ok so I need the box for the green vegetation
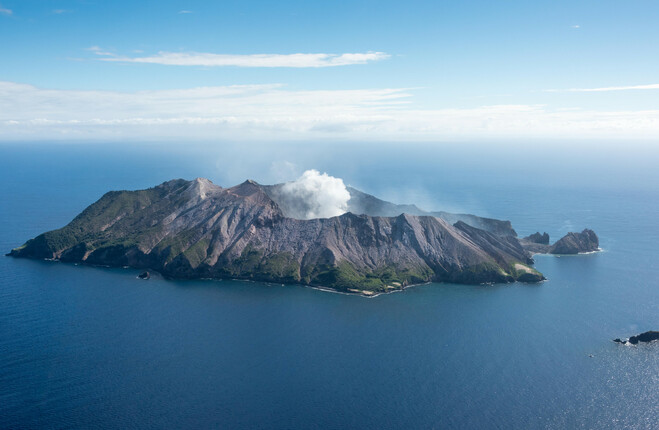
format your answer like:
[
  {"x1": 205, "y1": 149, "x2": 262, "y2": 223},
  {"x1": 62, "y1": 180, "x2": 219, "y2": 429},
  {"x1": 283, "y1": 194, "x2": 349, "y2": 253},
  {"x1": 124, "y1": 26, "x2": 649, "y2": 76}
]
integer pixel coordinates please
[
  {"x1": 182, "y1": 239, "x2": 210, "y2": 268},
  {"x1": 509, "y1": 262, "x2": 544, "y2": 282},
  {"x1": 466, "y1": 261, "x2": 500, "y2": 274},
  {"x1": 307, "y1": 261, "x2": 433, "y2": 292},
  {"x1": 38, "y1": 228, "x2": 80, "y2": 253},
  {"x1": 153, "y1": 229, "x2": 201, "y2": 264},
  {"x1": 231, "y1": 245, "x2": 262, "y2": 274},
  {"x1": 260, "y1": 252, "x2": 300, "y2": 281},
  {"x1": 228, "y1": 247, "x2": 301, "y2": 282},
  {"x1": 68, "y1": 190, "x2": 153, "y2": 233}
]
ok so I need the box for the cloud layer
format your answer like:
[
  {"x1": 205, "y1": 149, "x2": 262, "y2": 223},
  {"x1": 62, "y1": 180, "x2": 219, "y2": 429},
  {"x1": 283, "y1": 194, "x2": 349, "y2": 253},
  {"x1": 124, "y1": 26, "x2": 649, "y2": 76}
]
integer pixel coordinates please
[
  {"x1": 2, "y1": 81, "x2": 659, "y2": 141},
  {"x1": 101, "y1": 51, "x2": 390, "y2": 68},
  {"x1": 547, "y1": 83, "x2": 659, "y2": 92}
]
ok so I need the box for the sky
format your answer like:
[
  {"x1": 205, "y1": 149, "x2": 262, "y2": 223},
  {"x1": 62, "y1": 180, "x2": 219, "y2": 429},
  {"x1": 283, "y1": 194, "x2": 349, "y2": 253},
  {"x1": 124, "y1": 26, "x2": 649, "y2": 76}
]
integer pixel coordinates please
[{"x1": 1, "y1": 0, "x2": 659, "y2": 142}]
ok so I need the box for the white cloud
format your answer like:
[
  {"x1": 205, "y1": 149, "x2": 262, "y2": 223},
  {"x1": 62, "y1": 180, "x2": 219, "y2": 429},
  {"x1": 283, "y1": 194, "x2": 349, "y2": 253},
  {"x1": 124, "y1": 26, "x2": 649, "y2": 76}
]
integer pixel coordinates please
[
  {"x1": 571, "y1": 24, "x2": 580, "y2": 29},
  {"x1": 178, "y1": 10, "x2": 192, "y2": 14},
  {"x1": 100, "y1": 51, "x2": 390, "y2": 68},
  {"x1": 547, "y1": 83, "x2": 659, "y2": 92},
  {"x1": 1, "y1": 81, "x2": 659, "y2": 141},
  {"x1": 0, "y1": 5, "x2": 12, "y2": 15},
  {"x1": 52, "y1": 9, "x2": 69, "y2": 14},
  {"x1": 86, "y1": 46, "x2": 116, "y2": 57}
]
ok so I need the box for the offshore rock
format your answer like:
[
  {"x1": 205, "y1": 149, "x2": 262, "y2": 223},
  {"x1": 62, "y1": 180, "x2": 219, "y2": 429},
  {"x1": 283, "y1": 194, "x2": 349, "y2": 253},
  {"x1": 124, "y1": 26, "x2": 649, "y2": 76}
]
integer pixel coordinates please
[
  {"x1": 614, "y1": 331, "x2": 659, "y2": 345},
  {"x1": 520, "y1": 229, "x2": 600, "y2": 255},
  {"x1": 524, "y1": 232, "x2": 550, "y2": 245},
  {"x1": 550, "y1": 229, "x2": 599, "y2": 254}
]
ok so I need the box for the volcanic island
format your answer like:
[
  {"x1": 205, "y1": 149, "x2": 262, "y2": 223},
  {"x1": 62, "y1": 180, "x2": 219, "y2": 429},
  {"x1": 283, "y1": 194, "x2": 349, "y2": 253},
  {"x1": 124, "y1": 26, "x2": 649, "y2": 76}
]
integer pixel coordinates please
[{"x1": 8, "y1": 177, "x2": 599, "y2": 295}]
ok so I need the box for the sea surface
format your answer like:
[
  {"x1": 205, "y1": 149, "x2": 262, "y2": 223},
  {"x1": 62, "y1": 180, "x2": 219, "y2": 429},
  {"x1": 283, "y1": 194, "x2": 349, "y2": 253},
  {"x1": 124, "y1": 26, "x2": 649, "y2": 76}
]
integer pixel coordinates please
[{"x1": 1, "y1": 142, "x2": 658, "y2": 429}]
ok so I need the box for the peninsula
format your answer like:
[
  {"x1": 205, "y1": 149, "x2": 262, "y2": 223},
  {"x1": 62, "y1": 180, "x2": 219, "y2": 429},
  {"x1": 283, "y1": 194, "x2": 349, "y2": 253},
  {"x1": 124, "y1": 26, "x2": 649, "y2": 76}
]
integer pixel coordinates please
[{"x1": 8, "y1": 178, "x2": 599, "y2": 293}]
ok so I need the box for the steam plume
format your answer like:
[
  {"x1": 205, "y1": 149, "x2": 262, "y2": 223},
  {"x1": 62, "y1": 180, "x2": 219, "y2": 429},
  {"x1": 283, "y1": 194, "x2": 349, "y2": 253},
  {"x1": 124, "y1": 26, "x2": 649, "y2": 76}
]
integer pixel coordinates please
[{"x1": 277, "y1": 170, "x2": 350, "y2": 219}]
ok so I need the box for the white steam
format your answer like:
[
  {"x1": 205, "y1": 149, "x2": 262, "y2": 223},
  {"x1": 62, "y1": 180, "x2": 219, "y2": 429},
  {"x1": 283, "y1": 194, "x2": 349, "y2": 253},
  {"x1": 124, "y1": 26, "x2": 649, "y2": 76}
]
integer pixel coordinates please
[{"x1": 278, "y1": 170, "x2": 350, "y2": 219}]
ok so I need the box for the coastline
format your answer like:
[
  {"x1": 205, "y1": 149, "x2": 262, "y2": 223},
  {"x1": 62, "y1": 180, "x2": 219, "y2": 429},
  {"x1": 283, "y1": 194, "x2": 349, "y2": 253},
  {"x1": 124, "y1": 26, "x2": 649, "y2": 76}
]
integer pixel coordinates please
[
  {"x1": 306, "y1": 282, "x2": 432, "y2": 298},
  {"x1": 10, "y1": 246, "x2": 597, "y2": 297},
  {"x1": 8, "y1": 255, "x2": 439, "y2": 298},
  {"x1": 531, "y1": 247, "x2": 603, "y2": 257}
]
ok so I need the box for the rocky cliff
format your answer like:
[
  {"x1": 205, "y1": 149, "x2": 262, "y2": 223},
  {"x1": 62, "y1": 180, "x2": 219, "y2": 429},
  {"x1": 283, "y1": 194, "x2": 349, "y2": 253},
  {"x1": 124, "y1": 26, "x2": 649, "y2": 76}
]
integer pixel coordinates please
[{"x1": 8, "y1": 178, "x2": 597, "y2": 292}]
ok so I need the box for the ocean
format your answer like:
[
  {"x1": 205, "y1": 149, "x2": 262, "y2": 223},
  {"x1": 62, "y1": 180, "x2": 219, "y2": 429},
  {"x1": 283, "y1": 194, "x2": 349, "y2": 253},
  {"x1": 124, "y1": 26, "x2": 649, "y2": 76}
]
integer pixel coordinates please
[{"x1": 1, "y1": 141, "x2": 658, "y2": 429}]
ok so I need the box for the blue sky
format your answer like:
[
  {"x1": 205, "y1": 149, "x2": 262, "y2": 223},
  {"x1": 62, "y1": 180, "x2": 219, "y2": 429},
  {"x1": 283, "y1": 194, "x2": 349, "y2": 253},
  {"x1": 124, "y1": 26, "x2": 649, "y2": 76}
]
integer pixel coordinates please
[{"x1": 1, "y1": 0, "x2": 659, "y2": 141}]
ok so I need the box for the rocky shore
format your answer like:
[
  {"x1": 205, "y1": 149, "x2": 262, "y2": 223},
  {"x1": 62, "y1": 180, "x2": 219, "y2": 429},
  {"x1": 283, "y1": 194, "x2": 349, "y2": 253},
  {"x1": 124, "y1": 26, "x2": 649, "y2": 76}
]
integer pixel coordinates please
[{"x1": 614, "y1": 331, "x2": 659, "y2": 345}]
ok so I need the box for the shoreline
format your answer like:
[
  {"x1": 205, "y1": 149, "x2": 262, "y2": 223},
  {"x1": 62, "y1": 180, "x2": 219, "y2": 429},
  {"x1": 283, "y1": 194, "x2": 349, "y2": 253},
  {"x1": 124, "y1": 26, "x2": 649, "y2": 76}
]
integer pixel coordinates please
[
  {"x1": 9, "y1": 255, "x2": 439, "y2": 298},
  {"x1": 305, "y1": 282, "x2": 432, "y2": 298},
  {"x1": 8, "y1": 254, "x2": 574, "y2": 298},
  {"x1": 531, "y1": 247, "x2": 603, "y2": 257}
]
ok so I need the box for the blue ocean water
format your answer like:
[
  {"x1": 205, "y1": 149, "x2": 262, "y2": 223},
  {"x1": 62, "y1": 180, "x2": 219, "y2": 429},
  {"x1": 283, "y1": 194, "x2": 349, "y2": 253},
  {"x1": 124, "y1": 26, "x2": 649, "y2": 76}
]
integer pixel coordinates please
[{"x1": 1, "y1": 142, "x2": 658, "y2": 429}]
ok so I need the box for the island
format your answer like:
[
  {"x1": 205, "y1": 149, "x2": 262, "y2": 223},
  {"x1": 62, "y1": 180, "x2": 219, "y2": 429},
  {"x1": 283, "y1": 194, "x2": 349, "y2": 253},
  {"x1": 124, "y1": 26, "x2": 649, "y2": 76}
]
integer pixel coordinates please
[{"x1": 7, "y1": 178, "x2": 599, "y2": 294}]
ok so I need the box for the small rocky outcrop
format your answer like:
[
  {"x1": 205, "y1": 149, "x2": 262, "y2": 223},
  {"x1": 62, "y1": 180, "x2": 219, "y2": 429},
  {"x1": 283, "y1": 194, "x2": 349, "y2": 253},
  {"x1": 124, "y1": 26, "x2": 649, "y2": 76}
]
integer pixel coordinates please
[
  {"x1": 550, "y1": 229, "x2": 599, "y2": 254},
  {"x1": 614, "y1": 331, "x2": 659, "y2": 345},
  {"x1": 138, "y1": 271, "x2": 150, "y2": 280},
  {"x1": 520, "y1": 229, "x2": 600, "y2": 255},
  {"x1": 524, "y1": 232, "x2": 550, "y2": 245},
  {"x1": 519, "y1": 232, "x2": 551, "y2": 254}
]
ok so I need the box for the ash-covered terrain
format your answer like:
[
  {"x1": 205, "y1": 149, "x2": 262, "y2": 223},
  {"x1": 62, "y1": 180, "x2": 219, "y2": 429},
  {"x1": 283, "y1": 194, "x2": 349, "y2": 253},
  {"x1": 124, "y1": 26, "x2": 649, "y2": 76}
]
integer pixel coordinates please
[{"x1": 8, "y1": 171, "x2": 599, "y2": 294}]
